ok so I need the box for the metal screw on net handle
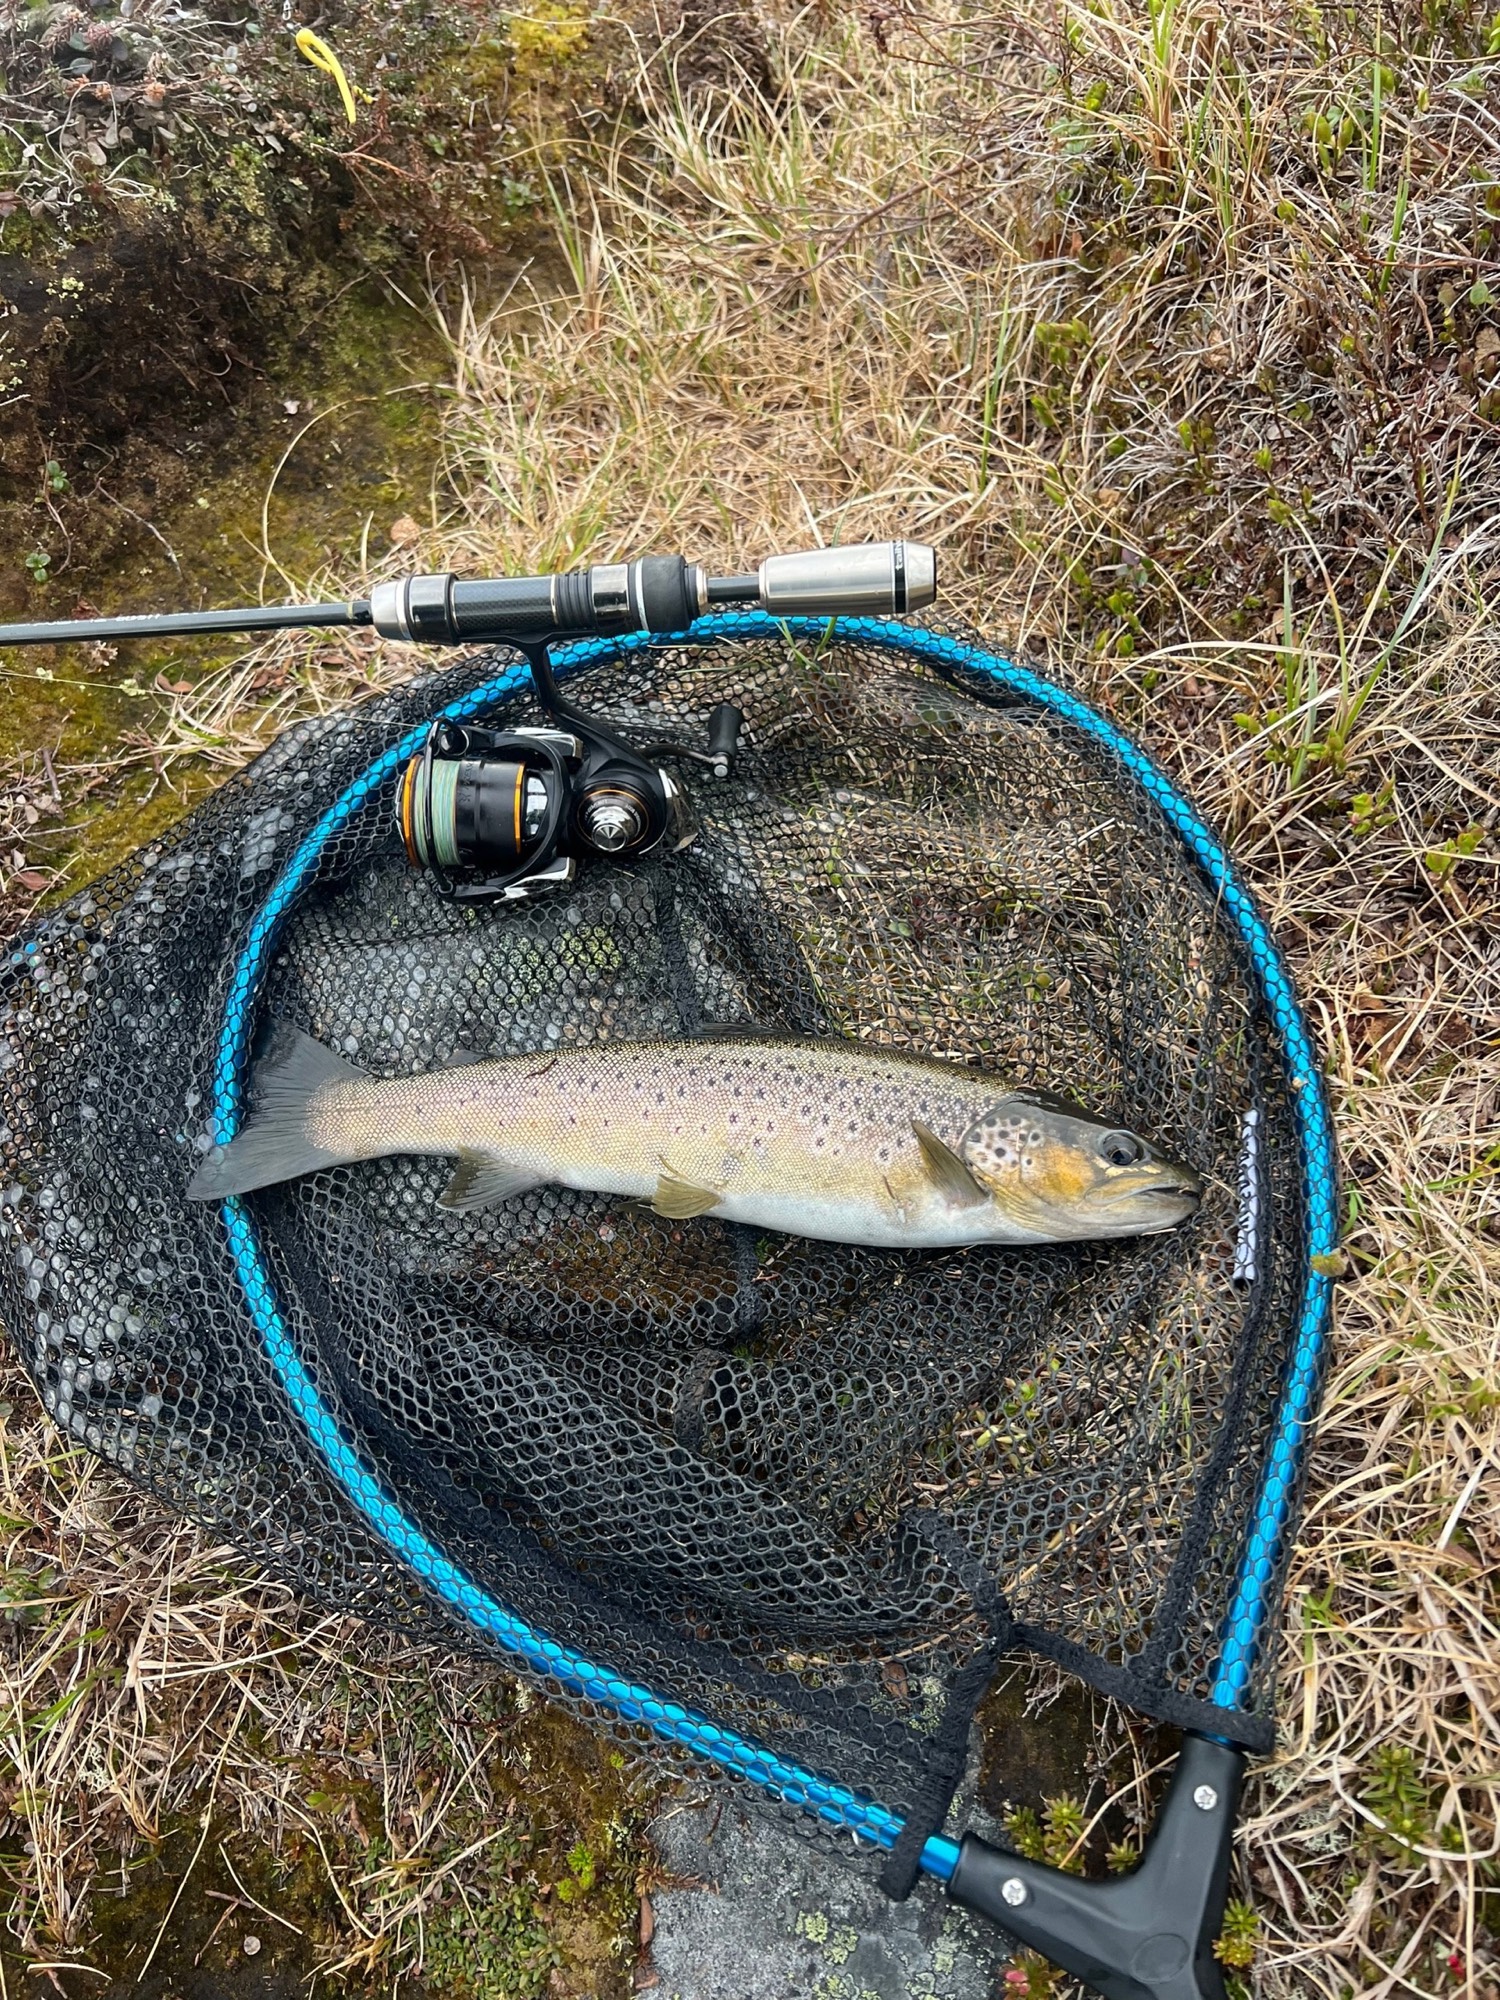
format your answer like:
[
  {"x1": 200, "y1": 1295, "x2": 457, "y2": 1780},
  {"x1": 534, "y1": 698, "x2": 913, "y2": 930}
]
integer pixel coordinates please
[{"x1": 202, "y1": 613, "x2": 1334, "y2": 2000}]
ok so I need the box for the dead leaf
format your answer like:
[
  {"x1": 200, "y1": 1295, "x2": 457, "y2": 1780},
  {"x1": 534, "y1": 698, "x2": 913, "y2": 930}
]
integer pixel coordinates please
[
  {"x1": 881, "y1": 1659, "x2": 910, "y2": 1700},
  {"x1": 389, "y1": 514, "x2": 422, "y2": 547},
  {"x1": 14, "y1": 870, "x2": 49, "y2": 892}
]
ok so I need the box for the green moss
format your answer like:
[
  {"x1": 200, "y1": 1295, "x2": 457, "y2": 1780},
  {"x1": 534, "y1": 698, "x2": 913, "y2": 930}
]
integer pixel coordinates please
[
  {"x1": 0, "y1": 274, "x2": 450, "y2": 903},
  {"x1": 508, "y1": 1, "x2": 592, "y2": 82}
]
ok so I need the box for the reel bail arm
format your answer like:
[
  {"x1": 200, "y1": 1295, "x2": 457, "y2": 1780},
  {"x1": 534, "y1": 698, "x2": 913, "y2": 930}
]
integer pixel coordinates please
[{"x1": 946, "y1": 1735, "x2": 1246, "y2": 2000}]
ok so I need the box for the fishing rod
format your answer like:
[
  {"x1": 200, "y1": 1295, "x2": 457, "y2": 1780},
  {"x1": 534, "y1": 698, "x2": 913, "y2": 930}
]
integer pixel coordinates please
[
  {"x1": 2, "y1": 540, "x2": 939, "y2": 903},
  {"x1": 0, "y1": 542, "x2": 936, "y2": 652}
]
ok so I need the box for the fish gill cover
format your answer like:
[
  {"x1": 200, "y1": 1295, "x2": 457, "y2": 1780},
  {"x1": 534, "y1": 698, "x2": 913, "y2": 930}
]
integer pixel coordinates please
[{"x1": 0, "y1": 626, "x2": 1311, "y2": 1865}]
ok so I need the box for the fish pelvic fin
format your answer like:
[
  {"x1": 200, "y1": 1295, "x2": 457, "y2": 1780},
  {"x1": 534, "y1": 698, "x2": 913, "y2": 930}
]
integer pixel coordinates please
[
  {"x1": 439, "y1": 1153, "x2": 542, "y2": 1212},
  {"x1": 911, "y1": 1120, "x2": 989, "y2": 1209},
  {"x1": 652, "y1": 1167, "x2": 723, "y2": 1220},
  {"x1": 187, "y1": 1021, "x2": 366, "y2": 1200}
]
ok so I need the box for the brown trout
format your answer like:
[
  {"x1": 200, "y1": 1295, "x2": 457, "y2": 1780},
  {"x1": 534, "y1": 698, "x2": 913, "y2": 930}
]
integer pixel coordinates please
[{"x1": 187, "y1": 1024, "x2": 1201, "y2": 1247}]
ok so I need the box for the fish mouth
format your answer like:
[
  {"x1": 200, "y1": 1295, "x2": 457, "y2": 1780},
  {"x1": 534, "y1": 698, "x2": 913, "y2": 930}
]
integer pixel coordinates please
[
  {"x1": 1105, "y1": 1176, "x2": 1201, "y2": 1208},
  {"x1": 1098, "y1": 1172, "x2": 1202, "y2": 1229},
  {"x1": 1148, "y1": 1178, "x2": 1201, "y2": 1203}
]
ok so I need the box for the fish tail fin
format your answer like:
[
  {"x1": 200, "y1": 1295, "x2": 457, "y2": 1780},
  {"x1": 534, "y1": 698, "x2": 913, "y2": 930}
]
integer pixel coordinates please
[{"x1": 187, "y1": 1022, "x2": 368, "y2": 1200}]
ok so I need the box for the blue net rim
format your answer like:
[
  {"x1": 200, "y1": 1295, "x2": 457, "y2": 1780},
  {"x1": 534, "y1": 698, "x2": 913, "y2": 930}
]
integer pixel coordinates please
[{"x1": 205, "y1": 614, "x2": 1338, "y2": 1871}]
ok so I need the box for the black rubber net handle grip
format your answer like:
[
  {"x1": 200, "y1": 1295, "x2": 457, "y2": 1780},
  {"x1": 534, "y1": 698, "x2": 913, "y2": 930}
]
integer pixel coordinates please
[{"x1": 947, "y1": 1736, "x2": 1246, "y2": 2000}]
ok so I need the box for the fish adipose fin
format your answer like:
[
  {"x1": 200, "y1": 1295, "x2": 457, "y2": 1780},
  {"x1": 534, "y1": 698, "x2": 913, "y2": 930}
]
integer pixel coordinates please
[
  {"x1": 652, "y1": 1168, "x2": 723, "y2": 1220},
  {"x1": 439, "y1": 1153, "x2": 542, "y2": 1212},
  {"x1": 187, "y1": 1022, "x2": 365, "y2": 1200},
  {"x1": 911, "y1": 1120, "x2": 989, "y2": 1208}
]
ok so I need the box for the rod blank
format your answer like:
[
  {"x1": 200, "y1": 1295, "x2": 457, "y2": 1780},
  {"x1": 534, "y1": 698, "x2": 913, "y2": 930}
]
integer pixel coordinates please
[{"x1": 0, "y1": 601, "x2": 370, "y2": 649}]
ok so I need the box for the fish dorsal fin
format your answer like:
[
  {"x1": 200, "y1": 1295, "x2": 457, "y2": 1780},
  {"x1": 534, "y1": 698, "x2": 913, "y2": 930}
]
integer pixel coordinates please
[
  {"x1": 911, "y1": 1121, "x2": 989, "y2": 1208},
  {"x1": 438, "y1": 1152, "x2": 541, "y2": 1212},
  {"x1": 652, "y1": 1167, "x2": 723, "y2": 1219}
]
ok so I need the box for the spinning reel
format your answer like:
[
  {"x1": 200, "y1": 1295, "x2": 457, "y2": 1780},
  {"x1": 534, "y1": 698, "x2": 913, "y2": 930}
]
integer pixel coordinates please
[
  {"x1": 0, "y1": 538, "x2": 937, "y2": 901},
  {"x1": 396, "y1": 696, "x2": 745, "y2": 903}
]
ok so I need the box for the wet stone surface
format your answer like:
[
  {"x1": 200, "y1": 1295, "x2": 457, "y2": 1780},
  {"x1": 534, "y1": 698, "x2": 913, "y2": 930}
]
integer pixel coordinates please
[{"x1": 646, "y1": 1788, "x2": 1008, "y2": 2000}]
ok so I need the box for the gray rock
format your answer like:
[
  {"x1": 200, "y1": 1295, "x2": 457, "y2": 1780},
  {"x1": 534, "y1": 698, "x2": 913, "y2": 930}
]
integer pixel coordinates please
[{"x1": 645, "y1": 1774, "x2": 1009, "y2": 2000}]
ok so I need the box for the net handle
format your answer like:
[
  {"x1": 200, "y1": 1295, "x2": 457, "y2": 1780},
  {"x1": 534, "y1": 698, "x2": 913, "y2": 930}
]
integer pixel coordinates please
[{"x1": 207, "y1": 614, "x2": 1336, "y2": 1872}]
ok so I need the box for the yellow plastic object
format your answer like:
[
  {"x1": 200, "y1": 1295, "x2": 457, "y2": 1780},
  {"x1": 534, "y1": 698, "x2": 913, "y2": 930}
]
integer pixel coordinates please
[{"x1": 295, "y1": 28, "x2": 359, "y2": 125}]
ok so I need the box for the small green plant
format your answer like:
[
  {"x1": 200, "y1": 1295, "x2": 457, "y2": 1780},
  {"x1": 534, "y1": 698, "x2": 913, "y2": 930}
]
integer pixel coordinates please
[
  {"x1": 44, "y1": 458, "x2": 67, "y2": 493},
  {"x1": 1176, "y1": 414, "x2": 1216, "y2": 465},
  {"x1": 1422, "y1": 826, "x2": 1483, "y2": 885},
  {"x1": 421, "y1": 1876, "x2": 557, "y2": 1998},
  {"x1": 1362, "y1": 1744, "x2": 1433, "y2": 1857},
  {"x1": 501, "y1": 174, "x2": 540, "y2": 215},
  {"x1": 1004, "y1": 1950, "x2": 1063, "y2": 1995},
  {"x1": 1349, "y1": 782, "x2": 1395, "y2": 836},
  {"x1": 1004, "y1": 1802, "x2": 1046, "y2": 1861},
  {"x1": 1034, "y1": 318, "x2": 1092, "y2": 372},
  {"x1": 1005, "y1": 1794, "x2": 1088, "y2": 1873},
  {"x1": 23, "y1": 548, "x2": 50, "y2": 584},
  {"x1": 554, "y1": 1838, "x2": 596, "y2": 1901},
  {"x1": 1215, "y1": 1897, "x2": 1259, "y2": 1971}
]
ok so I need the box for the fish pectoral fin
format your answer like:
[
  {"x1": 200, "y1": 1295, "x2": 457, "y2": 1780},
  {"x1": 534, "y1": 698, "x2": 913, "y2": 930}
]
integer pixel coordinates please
[
  {"x1": 438, "y1": 1152, "x2": 541, "y2": 1212},
  {"x1": 652, "y1": 1168, "x2": 723, "y2": 1220},
  {"x1": 911, "y1": 1121, "x2": 989, "y2": 1209}
]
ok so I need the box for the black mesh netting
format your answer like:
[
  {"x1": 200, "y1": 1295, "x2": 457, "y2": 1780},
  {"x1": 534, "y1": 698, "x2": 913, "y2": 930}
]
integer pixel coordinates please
[{"x1": 0, "y1": 630, "x2": 1307, "y2": 1869}]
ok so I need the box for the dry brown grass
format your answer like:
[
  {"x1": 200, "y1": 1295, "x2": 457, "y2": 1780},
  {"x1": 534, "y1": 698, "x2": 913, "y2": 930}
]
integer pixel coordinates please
[
  {"x1": 0, "y1": 1382, "x2": 648, "y2": 1990},
  {"x1": 1, "y1": 0, "x2": 1497, "y2": 1993}
]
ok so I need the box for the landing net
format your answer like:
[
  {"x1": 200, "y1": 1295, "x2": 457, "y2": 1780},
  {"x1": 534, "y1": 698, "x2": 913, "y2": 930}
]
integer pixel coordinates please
[{"x1": 0, "y1": 620, "x2": 1333, "y2": 1877}]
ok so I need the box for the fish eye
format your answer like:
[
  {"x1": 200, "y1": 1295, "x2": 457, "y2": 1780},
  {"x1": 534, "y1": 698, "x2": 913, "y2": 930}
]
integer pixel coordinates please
[{"x1": 1100, "y1": 1130, "x2": 1144, "y2": 1168}]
